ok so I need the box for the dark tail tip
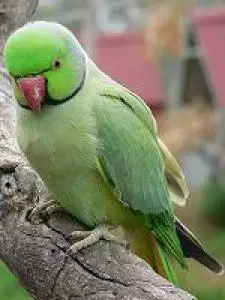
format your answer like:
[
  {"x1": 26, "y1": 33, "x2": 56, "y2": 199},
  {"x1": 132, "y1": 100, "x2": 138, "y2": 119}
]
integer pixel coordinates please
[
  {"x1": 175, "y1": 218, "x2": 224, "y2": 275},
  {"x1": 192, "y1": 248, "x2": 224, "y2": 275}
]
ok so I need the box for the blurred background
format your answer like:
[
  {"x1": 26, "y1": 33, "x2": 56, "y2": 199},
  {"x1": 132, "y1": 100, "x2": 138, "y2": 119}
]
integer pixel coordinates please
[{"x1": 2, "y1": 0, "x2": 225, "y2": 299}]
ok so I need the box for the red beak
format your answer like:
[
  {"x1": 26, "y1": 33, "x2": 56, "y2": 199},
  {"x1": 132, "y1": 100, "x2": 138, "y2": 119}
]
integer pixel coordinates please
[{"x1": 17, "y1": 76, "x2": 46, "y2": 112}]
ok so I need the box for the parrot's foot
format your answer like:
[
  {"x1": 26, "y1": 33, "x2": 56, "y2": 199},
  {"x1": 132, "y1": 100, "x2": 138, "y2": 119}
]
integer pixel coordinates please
[
  {"x1": 68, "y1": 225, "x2": 128, "y2": 255},
  {"x1": 28, "y1": 199, "x2": 63, "y2": 224}
]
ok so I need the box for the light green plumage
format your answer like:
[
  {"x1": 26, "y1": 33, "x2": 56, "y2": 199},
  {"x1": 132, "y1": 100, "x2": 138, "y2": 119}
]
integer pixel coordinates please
[{"x1": 3, "y1": 21, "x2": 189, "y2": 283}]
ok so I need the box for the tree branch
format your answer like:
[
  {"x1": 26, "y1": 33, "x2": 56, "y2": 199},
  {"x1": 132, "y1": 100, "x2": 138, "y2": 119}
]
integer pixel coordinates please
[{"x1": 0, "y1": 0, "x2": 195, "y2": 299}]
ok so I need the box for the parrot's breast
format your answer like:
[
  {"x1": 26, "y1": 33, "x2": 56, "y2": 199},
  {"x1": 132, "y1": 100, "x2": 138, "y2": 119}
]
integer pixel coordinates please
[{"x1": 17, "y1": 101, "x2": 132, "y2": 227}]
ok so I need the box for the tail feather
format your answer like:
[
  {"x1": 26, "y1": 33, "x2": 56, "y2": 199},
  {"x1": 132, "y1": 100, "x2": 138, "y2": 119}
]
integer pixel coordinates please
[
  {"x1": 157, "y1": 242, "x2": 178, "y2": 285},
  {"x1": 175, "y1": 218, "x2": 224, "y2": 274},
  {"x1": 150, "y1": 235, "x2": 178, "y2": 284}
]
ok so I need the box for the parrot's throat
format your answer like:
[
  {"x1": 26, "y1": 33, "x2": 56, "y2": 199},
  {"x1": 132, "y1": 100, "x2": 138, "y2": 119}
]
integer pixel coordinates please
[{"x1": 17, "y1": 76, "x2": 46, "y2": 112}]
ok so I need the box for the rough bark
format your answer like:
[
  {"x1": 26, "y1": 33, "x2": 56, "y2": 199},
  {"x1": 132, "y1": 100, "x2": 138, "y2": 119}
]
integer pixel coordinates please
[{"x1": 0, "y1": 0, "x2": 196, "y2": 299}]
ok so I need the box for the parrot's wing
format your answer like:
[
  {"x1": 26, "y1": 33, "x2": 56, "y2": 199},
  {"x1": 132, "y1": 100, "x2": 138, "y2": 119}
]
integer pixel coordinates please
[
  {"x1": 158, "y1": 138, "x2": 189, "y2": 206},
  {"x1": 94, "y1": 86, "x2": 185, "y2": 266},
  {"x1": 98, "y1": 86, "x2": 188, "y2": 206}
]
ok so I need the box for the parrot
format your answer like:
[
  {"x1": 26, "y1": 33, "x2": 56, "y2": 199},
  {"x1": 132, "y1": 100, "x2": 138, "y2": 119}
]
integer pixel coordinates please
[{"x1": 3, "y1": 21, "x2": 223, "y2": 284}]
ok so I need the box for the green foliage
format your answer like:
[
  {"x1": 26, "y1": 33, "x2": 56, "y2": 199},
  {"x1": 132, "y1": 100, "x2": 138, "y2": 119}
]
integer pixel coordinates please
[
  {"x1": 201, "y1": 179, "x2": 225, "y2": 227},
  {"x1": 192, "y1": 288, "x2": 225, "y2": 300},
  {"x1": 0, "y1": 262, "x2": 29, "y2": 300}
]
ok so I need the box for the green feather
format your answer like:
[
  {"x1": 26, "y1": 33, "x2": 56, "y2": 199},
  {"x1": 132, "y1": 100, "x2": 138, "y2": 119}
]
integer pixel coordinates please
[
  {"x1": 157, "y1": 242, "x2": 178, "y2": 285},
  {"x1": 95, "y1": 90, "x2": 185, "y2": 267},
  {"x1": 100, "y1": 85, "x2": 188, "y2": 207}
]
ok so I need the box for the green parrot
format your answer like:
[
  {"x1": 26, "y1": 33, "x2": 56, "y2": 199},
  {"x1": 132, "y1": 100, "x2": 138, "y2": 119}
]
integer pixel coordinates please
[{"x1": 3, "y1": 21, "x2": 223, "y2": 283}]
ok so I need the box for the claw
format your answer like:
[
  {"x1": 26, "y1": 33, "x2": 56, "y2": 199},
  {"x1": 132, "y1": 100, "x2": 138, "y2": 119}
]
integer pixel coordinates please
[
  {"x1": 69, "y1": 230, "x2": 91, "y2": 239},
  {"x1": 28, "y1": 199, "x2": 62, "y2": 224},
  {"x1": 67, "y1": 225, "x2": 129, "y2": 255}
]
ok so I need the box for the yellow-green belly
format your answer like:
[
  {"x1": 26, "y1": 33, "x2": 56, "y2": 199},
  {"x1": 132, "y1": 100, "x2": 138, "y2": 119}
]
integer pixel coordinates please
[{"x1": 35, "y1": 161, "x2": 153, "y2": 262}]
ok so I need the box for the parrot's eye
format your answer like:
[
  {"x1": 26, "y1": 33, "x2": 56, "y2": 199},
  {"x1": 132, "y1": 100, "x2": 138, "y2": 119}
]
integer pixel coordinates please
[{"x1": 53, "y1": 59, "x2": 61, "y2": 69}]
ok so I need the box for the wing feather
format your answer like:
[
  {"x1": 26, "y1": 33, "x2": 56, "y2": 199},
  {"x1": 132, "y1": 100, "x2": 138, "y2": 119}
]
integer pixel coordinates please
[
  {"x1": 94, "y1": 87, "x2": 185, "y2": 265},
  {"x1": 100, "y1": 87, "x2": 188, "y2": 207}
]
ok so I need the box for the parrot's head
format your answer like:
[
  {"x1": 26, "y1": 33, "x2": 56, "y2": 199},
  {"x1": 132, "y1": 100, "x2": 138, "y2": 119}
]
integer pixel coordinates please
[{"x1": 3, "y1": 21, "x2": 86, "y2": 112}]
